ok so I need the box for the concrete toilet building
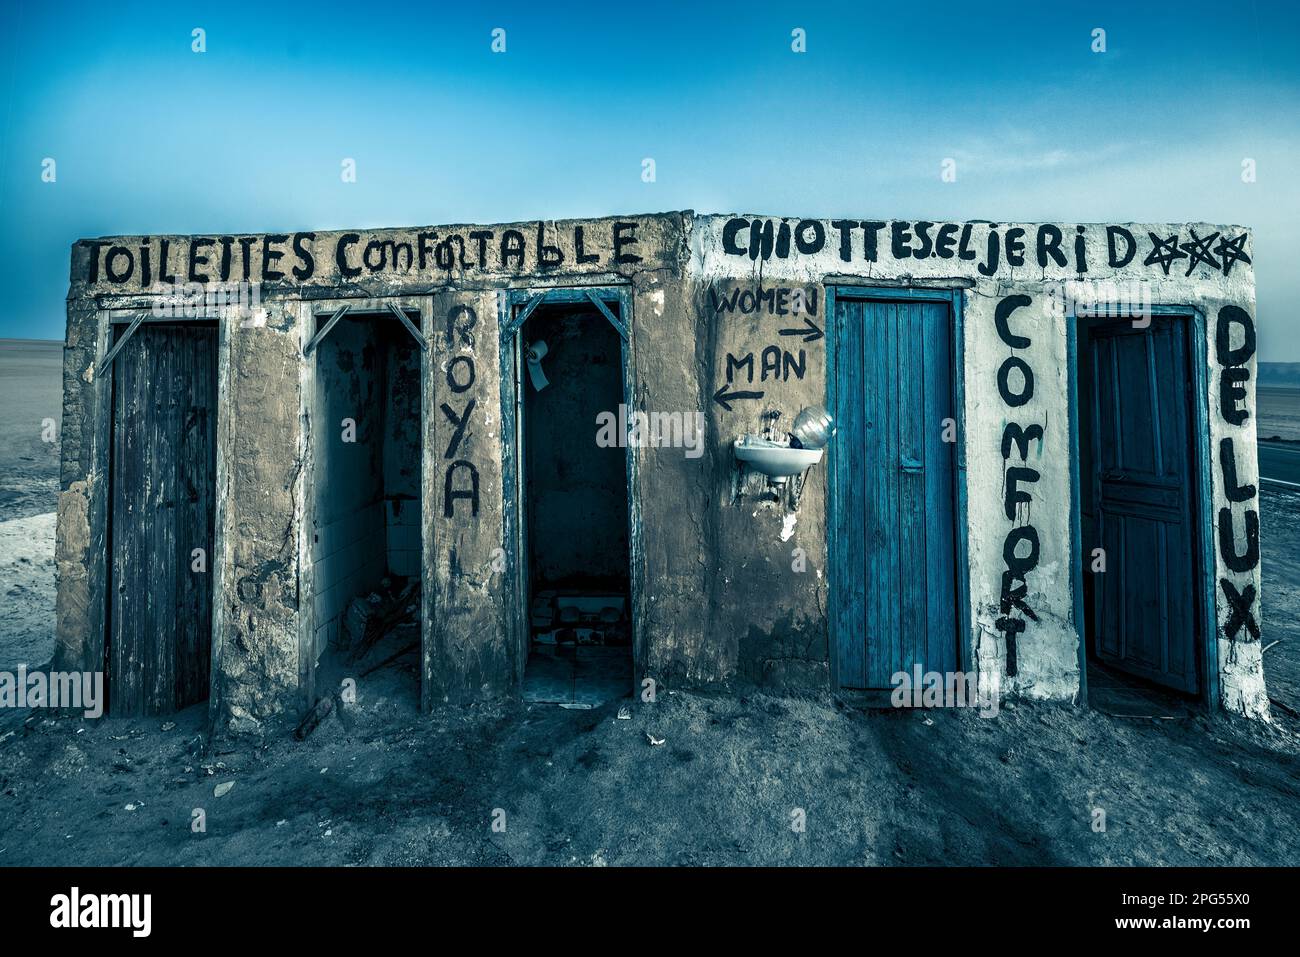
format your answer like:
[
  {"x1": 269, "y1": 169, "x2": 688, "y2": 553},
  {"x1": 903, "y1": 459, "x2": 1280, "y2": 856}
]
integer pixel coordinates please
[{"x1": 53, "y1": 213, "x2": 1269, "y2": 732}]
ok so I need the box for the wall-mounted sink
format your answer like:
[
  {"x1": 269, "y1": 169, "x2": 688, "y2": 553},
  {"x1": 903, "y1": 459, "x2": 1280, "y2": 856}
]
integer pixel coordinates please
[{"x1": 733, "y1": 437, "x2": 823, "y2": 480}]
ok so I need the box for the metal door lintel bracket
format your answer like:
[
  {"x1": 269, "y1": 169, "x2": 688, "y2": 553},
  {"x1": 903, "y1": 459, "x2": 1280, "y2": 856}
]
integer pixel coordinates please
[
  {"x1": 95, "y1": 312, "x2": 147, "y2": 378},
  {"x1": 303, "y1": 304, "x2": 352, "y2": 356},
  {"x1": 584, "y1": 290, "x2": 628, "y2": 341},
  {"x1": 509, "y1": 292, "x2": 547, "y2": 337},
  {"x1": 387, "y1": 303, "x2": 428, "y2": 351}
]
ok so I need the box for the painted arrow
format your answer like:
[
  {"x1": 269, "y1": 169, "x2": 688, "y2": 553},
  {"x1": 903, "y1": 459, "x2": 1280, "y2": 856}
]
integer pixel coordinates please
[
  {"x1": 713, "y1": 384, "x2": 765, "y2": 411},
  {"x1": 778, "y1": 316, "x2": 823, "y2": 342}
]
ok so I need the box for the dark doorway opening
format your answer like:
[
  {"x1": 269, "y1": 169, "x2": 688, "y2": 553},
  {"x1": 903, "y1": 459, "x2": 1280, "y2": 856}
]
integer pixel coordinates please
[
  {"x1": 309, "y1": 311, "x2": 423, "y2": 701},
  {"x1": 518, "y1": 303, "x2": 633, "y2": 707},
  {"x1": 106, "y1": 321, "x2": 217, "y2": 716},
  {"x1": 1076, "y1": 315, "x2": 1204, "y2": 715}
]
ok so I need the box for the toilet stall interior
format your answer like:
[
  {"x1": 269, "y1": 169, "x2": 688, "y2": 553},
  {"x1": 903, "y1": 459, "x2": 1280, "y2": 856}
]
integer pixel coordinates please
[
  {"x1": 309, "y1": 310, "x2": 423, "y2": 695},
  {"x1": 517, "y1": 302, "x2": 633, "y2": 706}
]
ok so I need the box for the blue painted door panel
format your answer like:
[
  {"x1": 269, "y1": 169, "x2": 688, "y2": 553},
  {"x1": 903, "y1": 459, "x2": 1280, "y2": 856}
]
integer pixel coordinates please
[
  {"x1": 1087, "y1": 317, "x2": 1199, "y2": 694},
  {"x1": 833, "y1": 297, "x2": 959, "y2": 690}
]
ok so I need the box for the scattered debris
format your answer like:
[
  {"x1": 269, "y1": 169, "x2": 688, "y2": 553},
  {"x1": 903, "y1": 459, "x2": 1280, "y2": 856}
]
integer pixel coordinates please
[
  {"x1": 345, "y1": 578, "x2": 420, "y2": 662},
  {"x1": 213, "y1": 781, "x2": 235, "y2": 798},
  {"x1": 647, "y1": 733, "x2": 665, "y2": 746},
  {"x1": 1263, "y1": 639, "x2": 1283, "y2": 655},
  {"x1": 1270, "y1": 697, "x2": 1300, "y2": 720},
  {"x1": 294, "y1": 695, "x2": 334, "y2": 741},
  {"x1": 161, "y1": 721, "x2": 175, "y2": 732},
  {"x1": 359, "y1": 641, "x2": 419, "y2": 677},
  {"x1": 1096, "y1": 712, "x2": 1188, "y2": 721}
]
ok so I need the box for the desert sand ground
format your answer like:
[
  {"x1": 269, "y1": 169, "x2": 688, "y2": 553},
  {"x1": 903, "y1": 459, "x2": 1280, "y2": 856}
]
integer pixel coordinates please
[{"x1": 2, "y1": 341, "x2": 1298, "y2": 866}]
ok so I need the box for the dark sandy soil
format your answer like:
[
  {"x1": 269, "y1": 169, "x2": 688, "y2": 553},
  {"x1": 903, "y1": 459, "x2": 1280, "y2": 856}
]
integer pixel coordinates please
[
  {"x1": 0, "y1": 341, "x2": 61, "y2": 525},
  {"x1": 1260, "y1": 487, "x2": 1300, "y2": 710},
  {"x1": 3, "y1": 617, "x2": 1300, "y2": 867},
  {"x1": 0, "y1": 354, "x2": 1298, "y2": 866},
  {"x1": 0, "y1": 513, "x2": 55, "y2": 668}
]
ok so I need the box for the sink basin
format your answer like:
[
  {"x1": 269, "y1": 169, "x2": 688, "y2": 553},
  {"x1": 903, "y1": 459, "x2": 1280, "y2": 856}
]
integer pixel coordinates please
[{"x1": 733, "y1": 438, "x2": 823, "y2": 478}]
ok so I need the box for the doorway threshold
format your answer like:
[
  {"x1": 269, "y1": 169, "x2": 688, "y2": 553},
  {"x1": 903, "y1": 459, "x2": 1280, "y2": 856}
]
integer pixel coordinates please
[
  {"x1": 523, "y1": 645, "x2": 631, "y2": 709},
  {"x1": 1087, "y1": 658, "x2": 1198, "y2": 719}
]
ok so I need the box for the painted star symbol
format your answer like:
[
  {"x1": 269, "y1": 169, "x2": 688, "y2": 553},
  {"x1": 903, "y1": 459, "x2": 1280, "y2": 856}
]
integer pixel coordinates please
[
  {"x1": 1179, "y1": 229, "x2": 1221, "y2": 276},
  {"x1": 1214, "y1": 232, "x2": 1252, "y2": 275},
  {"x1": 1144, "y1": 233, "x2": 1186, "y2": 276}
]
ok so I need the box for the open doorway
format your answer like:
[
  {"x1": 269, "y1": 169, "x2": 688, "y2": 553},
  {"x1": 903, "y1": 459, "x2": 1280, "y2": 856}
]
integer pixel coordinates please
[
  {"x1": 307, "y1": 308, "x2": 424, "y2": 703},
  {"x1": 1074, "y1": 313, "x2": 1208, "y2": 715},
  {"x1": 512, "y1": 298, "x2": 633, "y2": 707},
  {"x1": 106, "y1": 320, "x2": 218, "y2": 716}
]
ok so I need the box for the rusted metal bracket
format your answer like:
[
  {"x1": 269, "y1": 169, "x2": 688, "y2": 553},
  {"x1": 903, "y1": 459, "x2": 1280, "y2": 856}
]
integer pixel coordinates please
[
  {"x1": 387, "y1": 303, "x2": 428, "y2": 351},
  {"x1": 302, "y1": 304, "x2": 352, "y2": 356},
  {"x1": 95, "y1": 312, "x2": 146, "y2": 377},
  {"x1": 507, "y1": 292, "x2": 547, "y2": 336},
  {"x1": 584, "y1": 290, "x2": 628, "y2": 340}
]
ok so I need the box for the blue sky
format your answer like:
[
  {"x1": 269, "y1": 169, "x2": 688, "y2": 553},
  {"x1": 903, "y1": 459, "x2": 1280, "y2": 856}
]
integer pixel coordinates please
[{"x1": 2, "y1": 0, "x2": 1298, "y2": 357}]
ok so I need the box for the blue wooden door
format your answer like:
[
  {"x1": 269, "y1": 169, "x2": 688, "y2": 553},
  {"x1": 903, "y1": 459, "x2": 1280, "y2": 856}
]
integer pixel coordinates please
[
  {"x1": 1086, "y1": 318, "x2": 1199, "y2": 694},
  {"x1": 832, "y1": 296, "x2": 959, "y2": 690}
]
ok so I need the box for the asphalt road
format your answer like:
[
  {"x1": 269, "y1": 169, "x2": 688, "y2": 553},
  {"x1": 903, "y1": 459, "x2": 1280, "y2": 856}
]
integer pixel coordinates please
[{"x1": 1261, "y1": 440, "x2": 1300, "y2": 488}]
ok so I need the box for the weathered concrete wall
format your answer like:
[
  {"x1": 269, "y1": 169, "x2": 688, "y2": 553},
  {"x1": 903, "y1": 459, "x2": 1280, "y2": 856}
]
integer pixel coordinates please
[
  {"x1": 425, "y1": 287, "x2": 511, "y2": 705},
  {"x1": 53, "y1": 300, "x2": 110, "y2": 678},
  {"x1": 696, "y1": 272, "x2": 829, "y2": 689},
  {"x1": 61, "y1": 212, "x2": 1266, "y2": 727},
  {"x1": 691, "y1": 216, "x2": 1264, "y2": 717},
  {"x1": 629, "y1": 261, "x2": 718, "y2": 685},
  {"x1": 214, "y1": 302, "x2": 302, "y2": 732},
  {"x1": 1204, "y1": 291, "x2": 1266, "y2": 716}
]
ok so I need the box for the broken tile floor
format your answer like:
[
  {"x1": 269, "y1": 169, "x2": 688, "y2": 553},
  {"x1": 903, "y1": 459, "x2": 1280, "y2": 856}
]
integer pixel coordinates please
[
  {"x1": 522, "y1": 645, "x2": 632, "y2": 709},
  {"x1": 1085, "y1": 660, "x2": 1200, "y2": 721}
]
